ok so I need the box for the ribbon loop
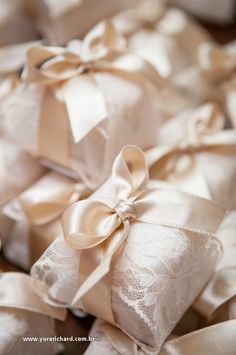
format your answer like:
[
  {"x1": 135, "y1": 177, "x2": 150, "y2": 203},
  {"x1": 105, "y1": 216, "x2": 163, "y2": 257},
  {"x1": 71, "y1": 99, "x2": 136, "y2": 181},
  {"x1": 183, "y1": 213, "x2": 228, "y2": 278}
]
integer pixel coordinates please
[
  {"x1": 18, "y1": 174, "x2": 90, "y2": 226},
  {"x1": 112, "y1": 145, "x2": 149, "y2": 200}
]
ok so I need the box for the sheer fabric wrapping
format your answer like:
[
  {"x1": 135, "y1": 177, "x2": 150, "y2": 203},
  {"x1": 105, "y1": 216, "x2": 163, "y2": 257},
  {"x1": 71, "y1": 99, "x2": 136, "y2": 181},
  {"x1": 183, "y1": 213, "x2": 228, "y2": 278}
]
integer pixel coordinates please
[
  {"x1": 2, "y1": 70, "x2": 164, "y2": 188},
  {"x1": 31, "y1": 176, "x2": 222, "y2": 352}
]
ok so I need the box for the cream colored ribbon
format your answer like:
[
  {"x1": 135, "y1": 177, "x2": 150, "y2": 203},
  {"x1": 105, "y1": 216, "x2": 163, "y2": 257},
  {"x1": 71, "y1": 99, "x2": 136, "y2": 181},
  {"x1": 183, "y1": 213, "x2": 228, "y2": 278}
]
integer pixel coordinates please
[
  {"x1": 193, "y1": 267, "x2": 236, "y2": 320},
  {"x1": 147, "y1": 103, "x2": 236, "y2": 195},
  {"x1": 0, "y1": 242, "x2": 66, "y2": 334},
  {"x1": 23, "y1": 20, "x2": 162, "y2": 167},
  {"x1": 62, "y1": 145, "x2": 226, "y2": 323},
  {"x1": 18, "y1": 174, "x2": 90, "y2": 226},
  {"x1": 0, "y1": 272, "x2": 66, "y2": 321},
  {"x1": 92, "y1": 318, "x2": 236, "y2": 355},
  {"x1": 15, "y1": 174, "x2": 90, "y2": 264}
]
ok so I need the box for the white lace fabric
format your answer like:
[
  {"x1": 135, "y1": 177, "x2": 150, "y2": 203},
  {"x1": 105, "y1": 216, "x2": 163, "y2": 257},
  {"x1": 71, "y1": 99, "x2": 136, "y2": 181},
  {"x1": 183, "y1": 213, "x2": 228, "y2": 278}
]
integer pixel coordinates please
[{"x1": 32, "y1": 221, "x2": 221, "y2": 352}]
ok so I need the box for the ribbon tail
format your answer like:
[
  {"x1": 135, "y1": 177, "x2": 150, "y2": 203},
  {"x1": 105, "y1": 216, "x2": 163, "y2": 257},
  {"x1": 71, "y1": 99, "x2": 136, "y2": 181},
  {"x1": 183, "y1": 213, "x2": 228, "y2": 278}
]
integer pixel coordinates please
[
  {"x1": 72, "y1": 223, "x2": 129, "y2": 306},
  {"x1": 72, "y1": 252, "x2": 112, "y2": 305},
  {"x1": 63, "y1": 74, "x2": 107, "y2": 143}
]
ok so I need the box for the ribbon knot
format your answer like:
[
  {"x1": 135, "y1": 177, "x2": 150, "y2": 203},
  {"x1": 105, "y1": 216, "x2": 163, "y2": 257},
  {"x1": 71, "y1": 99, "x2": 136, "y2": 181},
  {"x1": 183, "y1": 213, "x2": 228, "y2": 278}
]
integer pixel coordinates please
[{"x1": 115, "y1": 199, "x2": 137, "y2": 222}]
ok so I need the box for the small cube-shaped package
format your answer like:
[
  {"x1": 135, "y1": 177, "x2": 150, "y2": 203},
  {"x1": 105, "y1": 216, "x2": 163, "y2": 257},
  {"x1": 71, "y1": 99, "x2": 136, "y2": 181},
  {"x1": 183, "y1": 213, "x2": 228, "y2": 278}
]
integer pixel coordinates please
[
  {"x1": 1, "y1": 172, "x2": 90, "y2": 270},
  {"x1": 32, "y1": 146, "x2": 225, "y2": 353},
  {"x1": 148, "y1": 103, "x2": 236, "y2": 209},
  {"x1": 2, "y1": 22, "x2": 165, "y2": 189}
]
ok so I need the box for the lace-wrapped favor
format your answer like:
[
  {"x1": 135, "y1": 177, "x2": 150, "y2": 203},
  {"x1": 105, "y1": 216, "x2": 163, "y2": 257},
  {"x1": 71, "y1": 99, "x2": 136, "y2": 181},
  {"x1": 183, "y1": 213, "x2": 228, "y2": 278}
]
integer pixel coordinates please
[
  {"x1": 148, "y1": 103, "x2": 236, "y2": 209},
  {"x1": 2, "y1": 21, "x2": 167, "y2": 188},
  {"x1": 0, "y1": 140, "x2": 45, "y2": 207},
  {"x1": 1, "y1": 172, "x2": 90, "y2": 270},
  {"x1": 31, "y1": 146, "x2": 225, "y2": 353}
]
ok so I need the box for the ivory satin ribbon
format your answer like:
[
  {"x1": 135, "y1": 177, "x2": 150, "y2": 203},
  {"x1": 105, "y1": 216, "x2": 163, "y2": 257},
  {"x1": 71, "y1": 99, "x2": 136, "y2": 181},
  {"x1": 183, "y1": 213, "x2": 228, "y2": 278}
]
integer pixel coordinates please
[
  {"x1": 0, "y1": 272, "x2": 66, "y2": 321},
  {"x1": 61, "y1": 145, "x2": 226, "y2": 330},
  {"x1": 22, "y1": 20, "x2": 163, "y2": 169},
  {"x1": 12, "y1": 173, "x2": 90, "y2": 265},
  {"x1": 0, "y1": 228, "x2": 66, "y2": 323},
  {"x1": 97, "y1": 318, "x2": 236, "y2": 355}
]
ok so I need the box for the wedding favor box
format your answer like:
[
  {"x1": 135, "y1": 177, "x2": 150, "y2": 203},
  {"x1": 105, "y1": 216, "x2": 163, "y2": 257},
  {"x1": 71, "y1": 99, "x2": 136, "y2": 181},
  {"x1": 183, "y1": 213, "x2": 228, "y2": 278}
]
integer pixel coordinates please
[
  {"x1": 2, "y1": 22, "x2": 167, "y2": 189},
  {"x1": 1, "y1": 172, "x2": 90, "y2": 270},
  {"x1": 32, "y1": 146, "x2": 226, "y2": 353},
  {"x1": 148, "y1": 103, "x2": 236, "y2": 209}
]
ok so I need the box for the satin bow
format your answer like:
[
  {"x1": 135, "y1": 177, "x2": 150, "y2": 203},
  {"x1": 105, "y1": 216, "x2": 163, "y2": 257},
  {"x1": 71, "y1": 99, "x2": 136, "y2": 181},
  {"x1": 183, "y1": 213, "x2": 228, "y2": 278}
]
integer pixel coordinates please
[{"x1": 62, "y1": 145, "x2": 226, "y2": 307}]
